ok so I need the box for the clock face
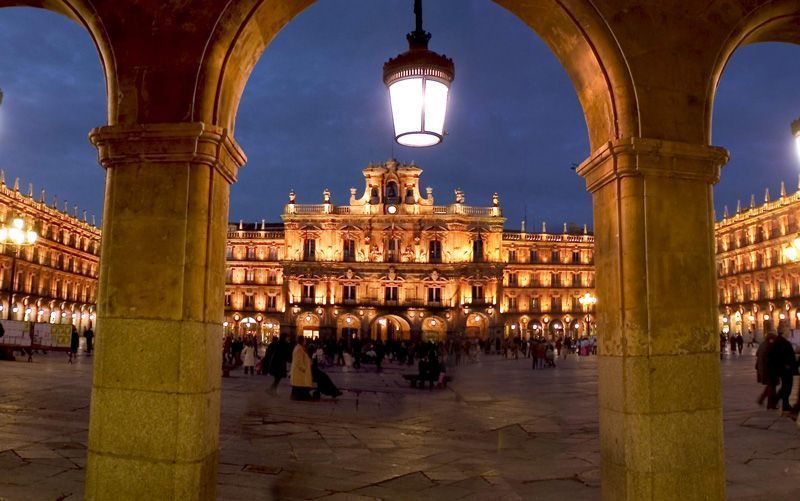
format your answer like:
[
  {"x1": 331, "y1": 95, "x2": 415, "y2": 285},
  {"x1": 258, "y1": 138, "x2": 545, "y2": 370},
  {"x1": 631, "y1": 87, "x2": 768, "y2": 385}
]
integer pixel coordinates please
[{"x1": 387, "y1": 205, "x2": 398, "y2": 214}]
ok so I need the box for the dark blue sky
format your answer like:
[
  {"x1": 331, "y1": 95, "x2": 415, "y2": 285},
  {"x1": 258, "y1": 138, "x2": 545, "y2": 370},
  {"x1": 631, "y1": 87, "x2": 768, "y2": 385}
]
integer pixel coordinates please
[{"x1": 0, "y1": 1, "x2": 798, "y2": 229}]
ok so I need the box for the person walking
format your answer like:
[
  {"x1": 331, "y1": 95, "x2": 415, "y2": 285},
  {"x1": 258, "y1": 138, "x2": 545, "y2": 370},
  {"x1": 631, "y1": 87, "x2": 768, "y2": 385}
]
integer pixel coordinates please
[
  {"x1": 755, "y1": 331, "x2": 777, "y2": 408},
  {"x1": 290, "y1": 336, "x2": 315, "y2": 401},
  {"x1": 766, "y1": 330, "x2": 798, "y2": 415},
  {"x1": 84, "y1": 327, "x2": 94, "y2": 355},
  {"x1": 735, "y1": 332, "x2": 744, "y2": 355},
  {"x1": 242, "y1": 341, "x2": 256, "y2": 375},
  {"x1": 265, "y1": 335, "x2": 288, "y2": 394},
  {"x1": 68, "y1": 325, "x2": 79, "y2": 364}
]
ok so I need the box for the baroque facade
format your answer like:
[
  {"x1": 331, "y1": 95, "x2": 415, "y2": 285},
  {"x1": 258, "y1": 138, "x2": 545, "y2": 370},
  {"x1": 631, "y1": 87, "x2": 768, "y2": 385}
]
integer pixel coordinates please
[
  {"x1": 224, "y1": 160, "x2": 596, "y2": 341},
  {"x1": 716, "y1": 181, "x2": 800, "y2": 339},
  {"x1": 0, "y1": 173, "x2": 100, "y2": 332}
]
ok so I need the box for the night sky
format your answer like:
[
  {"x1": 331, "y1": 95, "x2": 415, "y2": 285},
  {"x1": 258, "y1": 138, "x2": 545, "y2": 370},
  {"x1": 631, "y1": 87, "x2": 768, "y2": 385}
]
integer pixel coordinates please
[{"x1": 0, "y1": 1, "x2": 799, "y2": 230}]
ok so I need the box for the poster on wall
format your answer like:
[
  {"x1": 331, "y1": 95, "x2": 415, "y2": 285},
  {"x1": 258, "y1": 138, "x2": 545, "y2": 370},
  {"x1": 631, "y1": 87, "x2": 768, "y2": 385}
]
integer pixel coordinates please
[{"x1": 0, "y1": 320, "x2": 32, "y2": 347}]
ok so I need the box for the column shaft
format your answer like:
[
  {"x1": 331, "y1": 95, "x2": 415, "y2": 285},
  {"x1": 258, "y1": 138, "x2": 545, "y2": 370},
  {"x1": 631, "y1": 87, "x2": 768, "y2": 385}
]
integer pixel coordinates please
[
  {"x1": 85, "y1": 123, "x2": 245, "y2": 500},
  {"x1": 578, "y1": 138, "x2": 729, "y2": 500}
]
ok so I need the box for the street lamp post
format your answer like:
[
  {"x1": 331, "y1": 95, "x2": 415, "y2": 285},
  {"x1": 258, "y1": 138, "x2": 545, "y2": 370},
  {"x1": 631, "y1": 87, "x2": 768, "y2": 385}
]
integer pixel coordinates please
[
  {"x1": 578, "y1": 293, "x2": 598, "y2": 336},
  {"x1": 0, "y1": 217, "x2": 38, "y2": 320}
]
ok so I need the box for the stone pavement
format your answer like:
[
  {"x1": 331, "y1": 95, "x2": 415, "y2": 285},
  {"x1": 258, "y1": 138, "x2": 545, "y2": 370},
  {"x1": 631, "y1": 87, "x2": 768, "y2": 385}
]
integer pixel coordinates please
[{"x1": 0, "y1": 350, "x2": 798, "y2": 500}]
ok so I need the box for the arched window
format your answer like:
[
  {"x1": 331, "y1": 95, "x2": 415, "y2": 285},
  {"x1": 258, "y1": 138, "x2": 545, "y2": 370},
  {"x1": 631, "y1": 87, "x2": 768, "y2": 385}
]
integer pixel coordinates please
[
  {"x1": 473, "y1": 238, "x2": 484, "y2": 263},
  {"x1": 386, "y1": 181, "x2": 398, "y2": 199}
]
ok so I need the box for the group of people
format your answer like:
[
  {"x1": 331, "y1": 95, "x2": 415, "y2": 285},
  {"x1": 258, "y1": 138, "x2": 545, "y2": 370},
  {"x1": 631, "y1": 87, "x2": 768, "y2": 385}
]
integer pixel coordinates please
[
  {"x1": 755, "y1": 329, "x2": 800, "y2": 420},
  {"x1": 229, "y1": 334, "x2": 343, "y2": 401},
  {"x1": 496, "y1": 335, "x2": 596, "y2": 366},
  {"x1": 68, "y1": 326, "x2": 94, "y2": 363},
  {"x1": 720, "y1": 331, "x2": 746, "y2": 356}
]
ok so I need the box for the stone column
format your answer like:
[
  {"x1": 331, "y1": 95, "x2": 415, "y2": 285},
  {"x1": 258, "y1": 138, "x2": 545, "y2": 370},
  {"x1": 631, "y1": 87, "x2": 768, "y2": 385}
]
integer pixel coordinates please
[
  {"x1": 85, "y1": 123, "x2": 246, "y2": 499},
  {"x1": 577, "y1": 138, "x2": 729, "y2": 500}
]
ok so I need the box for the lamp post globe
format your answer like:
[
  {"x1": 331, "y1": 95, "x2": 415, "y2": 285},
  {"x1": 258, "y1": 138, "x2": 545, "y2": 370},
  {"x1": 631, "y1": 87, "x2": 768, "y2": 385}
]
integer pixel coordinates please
[{"x1": 383, "y1": 0, "x2": 454, "y2": 148}]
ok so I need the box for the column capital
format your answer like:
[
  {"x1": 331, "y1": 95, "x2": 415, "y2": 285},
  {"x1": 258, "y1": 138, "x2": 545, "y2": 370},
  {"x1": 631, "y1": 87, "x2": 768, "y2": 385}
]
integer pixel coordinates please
[
  {"x1": 89, "y1": 122, "x2": 247, "y2": 184},
  {"x1": 576, "y1": 137, "x2": 729, "y2": 193}
]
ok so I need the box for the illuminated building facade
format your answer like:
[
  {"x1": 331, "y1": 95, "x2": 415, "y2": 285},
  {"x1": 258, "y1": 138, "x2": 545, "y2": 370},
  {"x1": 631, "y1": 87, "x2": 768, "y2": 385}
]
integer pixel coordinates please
[
  {"x1": 0, "y1": 174, "x2": 100, "y2": 332},
  {"x1": 224, "y1": 160, "x2": 596, "y2": 341},
  {"x1": 716, "y1": 182, "x2": 800, "y2": 339}
]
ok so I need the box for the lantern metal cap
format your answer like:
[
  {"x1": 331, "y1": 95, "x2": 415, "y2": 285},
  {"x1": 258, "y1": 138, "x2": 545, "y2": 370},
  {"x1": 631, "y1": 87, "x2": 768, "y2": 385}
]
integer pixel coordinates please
[
  {"x1": 791, "y1": 117, "x2": 800, "y2": 137},
  {"x1": 383, "y1": 45, "x2": 455, "y2": 86},
  {"x1": 383, "y1": 0, "x2": 454, "y2": 86}
]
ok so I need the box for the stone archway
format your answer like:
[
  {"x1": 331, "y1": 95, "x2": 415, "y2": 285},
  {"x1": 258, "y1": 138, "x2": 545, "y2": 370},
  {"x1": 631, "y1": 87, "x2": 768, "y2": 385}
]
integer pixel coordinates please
[
  {"x1": 296, "y1": 312, "x2": 321, "y2": 338},
  {"x1": 421, "y1": 315, "x2": 446, "y2": 341},
  {"x1": 371, "y1": 314, "x2": 411, "y2": 341},
  {"x1": 465, "y1": 312, "x2": 489, "y2": 339},
  {"x1": 336, "y1": 313, "x2": 361, "y2": 339}
]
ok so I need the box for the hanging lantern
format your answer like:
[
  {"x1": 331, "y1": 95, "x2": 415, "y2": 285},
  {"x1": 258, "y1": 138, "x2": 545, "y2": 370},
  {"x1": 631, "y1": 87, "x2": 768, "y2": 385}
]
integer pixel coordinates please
[
  {"x1": 383, "y1": 0, "x2": 454, "y2": 147},
  {"x1": 792, "y1": 118, "x2": 800, "y2": 163}
]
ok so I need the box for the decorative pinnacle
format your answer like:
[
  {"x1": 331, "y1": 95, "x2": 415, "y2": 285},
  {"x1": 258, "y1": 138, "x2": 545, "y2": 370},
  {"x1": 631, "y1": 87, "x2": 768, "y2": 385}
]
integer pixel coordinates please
[
  {"x1": 764, "y1": 188, "x2": 770, "y2": 202},
  {"x1": 238, "y1": 219, "x2": 243, "y2": 230},
  {"x1": 736, "y1": 199, "x2": 741, "y2": 213},
  {"x1": 542, "y1": 221, "x2": 547, "y2": 233},
  {"x1": 52, "y1": 196, "x2": 57, "y2": 208},
  {"x1": 39, "y1": 189, "x2": 45, "y2": 203},
  {"x1": 781, "y1": 181, "x2": 786, "y2": 197},
  {"x1": 749, "y1": 194, "x2": 755, "y2": 208},
  {"x1": 723, "y1": 206, "x2": 729, "y2": 218},
  {"x1": 583, "y1": 224, "x2": 588, "y2": 234},
  {"x1": 0, "y1": 170, "x2": 4, "y2": 185},
  {"x1": 63, "y1": 200, "x2": 68, "y2": 213},
  {"x1": 91, "y1": 214, "x2": 96, "y2": 227},
  {"x1": 83, "y1": 210, "x2": 87, "y2": 222},
  {"x1": 27, "y1": 183, "x2": 33, "y2": 198},
  {"x1": 563, "y1": 222, "x2": 568, "y2": 233},
  {"x1": 13, "y1": 177, "x2": 19, "y2": 191}
]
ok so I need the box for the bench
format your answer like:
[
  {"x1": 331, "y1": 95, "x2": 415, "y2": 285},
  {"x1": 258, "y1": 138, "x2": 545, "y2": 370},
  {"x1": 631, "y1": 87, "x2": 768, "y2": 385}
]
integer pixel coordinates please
[{"x1": 402, "y1": 373, "x2": 452, "y2": 389}]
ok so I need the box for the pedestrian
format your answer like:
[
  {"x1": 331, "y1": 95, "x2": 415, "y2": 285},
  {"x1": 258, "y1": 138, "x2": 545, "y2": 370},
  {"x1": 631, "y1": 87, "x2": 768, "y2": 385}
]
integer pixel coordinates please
[
  {"x1": 336, "y1": 338, "x2": 346, "y2": 366},
  {"x1": 84, "y1": 327, "x2": 94, "y2": 354},
  {"x1": 746, "y1": 328, "x2": 756, "y2": 348},
  {"x1": 735, "y1": 332, "x2": 744, "y2": 355},
  {"x1": 545, "y1": 342, "x2": 556, "y2": 367},
  {"x1": 766, "y1": 330, "x2": 798, "y2": 415},
  {"x1": 755, "y1": 331, "x2": 777, "y2": 408},
  {"x1": 265, "y1": 335, "x2": 288, "y2": 394},
  {"x1": 69, "y1": 325, "x2": 79, "y2": 364},
  {"x1": 290, "y1": 336, "x2": 316, "y2": 401},
  {"x1": 242, "y1": 341, "x2": 256, "y2": 375}
]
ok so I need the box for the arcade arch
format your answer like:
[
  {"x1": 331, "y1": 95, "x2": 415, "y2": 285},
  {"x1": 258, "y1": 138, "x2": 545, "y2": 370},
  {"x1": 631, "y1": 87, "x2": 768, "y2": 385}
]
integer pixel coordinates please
[
  {"x1": 465, "y1": 312, "x2": 489, "y2": 339},
  {"x1": 336, "y1": 313, "x2": 361, "y2": 339},
  {"x1": 371, "y1": 314, "x2": 411, "y2": 341},
  {"x1": 421, "y1": 315, "x2": 446, "y2": 342},
  {"x1": 296, "y1": 312, "x2": 321, "y2": 339}
]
